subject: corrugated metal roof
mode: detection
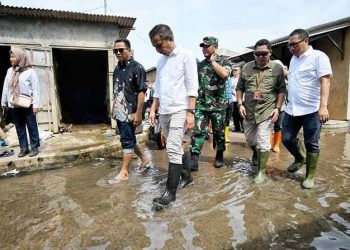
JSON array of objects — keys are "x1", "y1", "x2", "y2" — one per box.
[
  {"x1": 268, "y1": 16, "x2": 350, "y2": 47},
  {"x1": 0, "y1": 5, "x2": 136, "y2": 29}
]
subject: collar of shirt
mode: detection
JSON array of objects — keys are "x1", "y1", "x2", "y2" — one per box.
[
  {"x1": 294, "y1": 46, "x2": 313, "y2": 60},
  {"x1": 118, "y1": 58, "x2": 133, "y2": 67},
  {"x1": 253, "y1": 60, "x2": 273, "y2": 71}
]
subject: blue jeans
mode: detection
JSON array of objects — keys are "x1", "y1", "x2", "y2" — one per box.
[
  {"x1": 10, "y1": 106, "x2": 40, "y2": 150},
  {"x1": 117, "y1": 120, "x2": 136, "y2": 153},
  {"x1": 282, "y1": 112, "x2": 321, "y2": 153}
]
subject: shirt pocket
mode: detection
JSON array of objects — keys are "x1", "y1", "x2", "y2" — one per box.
[{"x1": 297, "y1": 64, "x2": 316, "y2": 83}]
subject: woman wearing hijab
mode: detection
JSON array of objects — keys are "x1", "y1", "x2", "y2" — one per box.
[{"x1": 1, "y1": 48, "x2": 40, "y2": 157}]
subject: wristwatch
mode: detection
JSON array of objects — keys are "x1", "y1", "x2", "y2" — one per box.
[
  {"x1": 275, "y1": 106, "x2": 281, "y2": 113},
  {"x1": 186, "y1": 109, "x2": 195, "y2": 114}
]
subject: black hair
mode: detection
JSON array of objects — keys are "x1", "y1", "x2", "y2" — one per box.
[
  {"x1": 289, "y1": 29, "x2": 309, "y2": 41},
  {"x1": 114, "y1": 38, "x2": 131, "y2": 49},
  {"x1": 254, "y1": 39, "x2": 271, "y2": 50},
  {"x1": 149, "y1": 24, "x2": 174, "y2": 41}
]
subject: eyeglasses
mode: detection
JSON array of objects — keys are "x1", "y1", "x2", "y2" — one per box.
[
  {"x1": 232, "y1": 69, "x2": 238, "y2": 71},
  {"x1": 287, "y1": 39, "x2": 305, "y2": 48},
  {"x1": 254, "y1": 51, "x2": 269, "y2": 57},
  {"x1": 113, "y1": 48, "x2": 127, "y2": 54}
]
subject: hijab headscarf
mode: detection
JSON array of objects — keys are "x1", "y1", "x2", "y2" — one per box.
[{"x1": 9, "y1": 48, "x2": 31, "y2": 100}]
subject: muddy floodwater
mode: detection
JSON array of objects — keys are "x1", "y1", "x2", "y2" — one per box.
[{"x1": 0, "y1": 132, "x2": 349, "y2": 250}]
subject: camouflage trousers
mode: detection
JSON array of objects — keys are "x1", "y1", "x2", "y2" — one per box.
[{"x1": 191, "y1": 109, "x2": 226, "y2": 154}]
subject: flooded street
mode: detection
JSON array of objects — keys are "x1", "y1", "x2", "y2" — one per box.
[{"x1": 0, "y1": 132, "x2": 349, "y2": 250}]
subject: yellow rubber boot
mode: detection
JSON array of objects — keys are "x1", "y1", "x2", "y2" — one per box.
[
  {"x1": 272, "y1": 131, "x2": 282, "y2": 153},
  {"x1": 225, "y1": 126, "x2": 230, "y2": 143}
]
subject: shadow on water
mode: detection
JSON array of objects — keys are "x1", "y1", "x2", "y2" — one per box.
[{"x1": 0, "y1": 132, "x2": 349, "y2": 249}]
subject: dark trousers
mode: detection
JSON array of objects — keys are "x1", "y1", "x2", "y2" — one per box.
[
  {"x1": 232, "y1": 102, "x2": 243, "y2": 131},
  {"x1": 282, "y1": 112, "x2": 321, "y2": 153},
  {"x1": 273, "y1": 111, "x2": 285, "y2": 132},
  {"x1": 117, "y1": 120, "x2": 136, "y2": 151},
  {"x1": 11, "y1": 106, "x2": 40, "y2": 150}
]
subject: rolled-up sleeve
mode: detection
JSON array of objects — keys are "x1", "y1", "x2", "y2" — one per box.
[
  {"x1": 1, "y1": 69, "x2": 10, "y2": 107},
  {"x1": 184, "y1": 51, "x2": 198, "y2": 97},
  {"x1": 30, "y1": 70, "x2": 40, "y2": 108}
]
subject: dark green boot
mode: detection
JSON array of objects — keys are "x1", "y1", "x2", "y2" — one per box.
[
  {"x1": 302, "y1": 153, "x2": 319, "y2": 189},
  {"x1": 250, "y1": 146, "x2": 258, "y2": 166},
  {"x1": 287, "y1": 139, "x2": 306, "y2": 173},
  {"x1": 254, "y1": 151, "x2": 269, "y2": 184}
]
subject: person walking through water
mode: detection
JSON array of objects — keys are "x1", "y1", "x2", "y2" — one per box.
[
  {"x1": 190, "y1": 36, "x2": 231, "y2": 171},
  {"x1": 282, "y1": 29, "x2": 332, "y2": 189},
  {"x1": 1, "y1": 48, "x2": 41, "y2": 157},
  {"x1": 236, "y1": 39, "x2": 286, "y2": 184},
  {"x1": 108, "y1": 38, "x2": 150, "y2": 184},
  {"x1": 149, "y1": 24, "x2": 198, "y2": 208}
]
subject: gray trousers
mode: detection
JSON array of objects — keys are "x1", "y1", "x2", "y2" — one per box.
[
  {"x1": 159, "y1": 110, "x2": 186, "y2": 164},
  {"x1": 243, "y1": 118, "x2": 273, "y2": 152}
]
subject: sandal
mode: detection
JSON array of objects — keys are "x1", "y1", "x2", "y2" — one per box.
[
  {"x1": 0, "y1": 150, "x2": 14, "y2": 158},
  {"x1": 137, "y1": 163, "x2": 152, "y2": 173}
]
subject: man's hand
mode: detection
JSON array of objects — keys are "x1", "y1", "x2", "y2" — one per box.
[
  {"x1": 185, "y1": 112, "x2": 194, "y2": 131},
  {"x1": 239, "y1": 105, "x2": 246, "y2": 119},
  {"x1": 210, "y1": 53, "x2": 217, "y2": 62},
  {"x1": 133, "y1": 112, "x2": 142, "y2": 126},
  {"x1": 270, "y1": 108, "x2": 279, "y2": 123},
  {"x1": 33, "y1": 108, "x2": 39, "y2": 114},
  {"x1": 149, "y1": 110, "x2": 157, "y2": 126},
  {"x1": 318, "y1": 105, "x2": 329, "y2": 124}
]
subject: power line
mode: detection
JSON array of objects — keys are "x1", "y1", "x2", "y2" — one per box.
[{"x1": 83, "y1": 5, "x2": 104, "y2": 13}]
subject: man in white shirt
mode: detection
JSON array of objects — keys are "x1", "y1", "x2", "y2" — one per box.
[
  {"x1": 231, "y1": 65, "x2": 243, "y2": 132},
  {"x1": 282, "y1": 29, "x2": 332, "y2": 189},
  {"x1": 149, "y1": 24, "x2": 198, "y2": 208}
]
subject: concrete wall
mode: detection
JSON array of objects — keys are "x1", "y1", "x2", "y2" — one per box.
[
  {"x1": 316, "y1": 28, "x2": 350, "y2": 120},
  {"x1": 0, "y1": 16, "x2": 119, "y2": 48}
]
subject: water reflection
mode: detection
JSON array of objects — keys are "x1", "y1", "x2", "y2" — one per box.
[{"x1": 0, "y1": 132, "x2": 349, "y2": 249}]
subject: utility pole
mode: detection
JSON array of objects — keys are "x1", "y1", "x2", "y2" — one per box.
[{"x1": 104, "y1": 0, "x2": 107, "y2": 15}]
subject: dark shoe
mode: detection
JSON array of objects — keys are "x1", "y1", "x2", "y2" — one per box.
[
  {"x1": 214, "y1": 150, "x2": 224, "y2": 168},
  {"x1": 190, "y1": 153, "x2": 199, "y2": 172},
  {"x1": 153, "y1": 163, "x2": 182, "y2": 208},
  {"x1": 29, "y1": 148, "x2": 39, "y2": 157},
  {"x1": 250, "y1": 146, "x2": 258, "y2": 166},
  {"x1": 18, "y1": 148, "x2": 30, "y2": 158}
]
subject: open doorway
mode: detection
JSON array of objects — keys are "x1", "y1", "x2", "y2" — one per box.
[
  {"x1": 0, "y1": 46, "x2": 11, "y2": 98},
  {"x1": 52, "y1": 48, "x2": 110, "y2": 125}
]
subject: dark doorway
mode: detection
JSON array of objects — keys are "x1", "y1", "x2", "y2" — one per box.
[
  {"x1": 0, "y1": 46, "x2": 11, "y2": 98},
  {"x1": 53, "y1": 48, "x2": 109, "y2": 124}
]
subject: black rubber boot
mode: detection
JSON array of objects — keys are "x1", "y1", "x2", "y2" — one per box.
[
  {"x1": 250, "y1": 146, "x2": 258, "y2": 166},
  {"x1": 287, "y1": 139, "x2": 306, "y2": 173},
  {"x1": 190, "y1": 153, "x2": 199, "y2": 172},
  {"x1": 153, "y1": 163, "x2": 182, "y2": 208},
  {"x1": 179, "y1": 149, "x2": 193, "y2": 189},
  {"x1": 214, "y1": 150, "x2": 224, "y2": 168}
]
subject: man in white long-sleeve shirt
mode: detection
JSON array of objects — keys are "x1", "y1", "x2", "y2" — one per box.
[{"x1": 149, "y1": 24, "x2": 198, "y2": 208}]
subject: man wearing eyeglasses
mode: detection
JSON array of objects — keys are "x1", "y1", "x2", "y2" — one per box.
[
  {"x1": 189, "y1": 36, "x2": 231, "y2": 171},
  {"x1": 236, "y1": 39, "x2": 286, "y2": 184},
  {"x1": 108, "y1": 38, "x2": 150, "y2": 184},
  {"x1": 282, "y1": 29, "x2": 332, "y2": 189},
  {"x1": 148, "y1": 24, "x2": 198, "y2": 208}
]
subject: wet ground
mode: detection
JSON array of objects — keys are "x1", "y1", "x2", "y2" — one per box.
[{"x1": 0, "y1": 131, "x2": 349, "y2": 250}]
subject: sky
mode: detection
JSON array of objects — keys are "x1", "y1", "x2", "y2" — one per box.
[{"x1": 3, "y1": 0, "x2": 350, "y2": 69}]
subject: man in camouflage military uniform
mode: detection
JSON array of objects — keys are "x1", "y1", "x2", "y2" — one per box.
[
  {"x1": 236, "y1": 39, "x2": 286, "y2": 184},
  {"x1": 190, "y1": 36, "x2": 231, "y2": 170}
]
